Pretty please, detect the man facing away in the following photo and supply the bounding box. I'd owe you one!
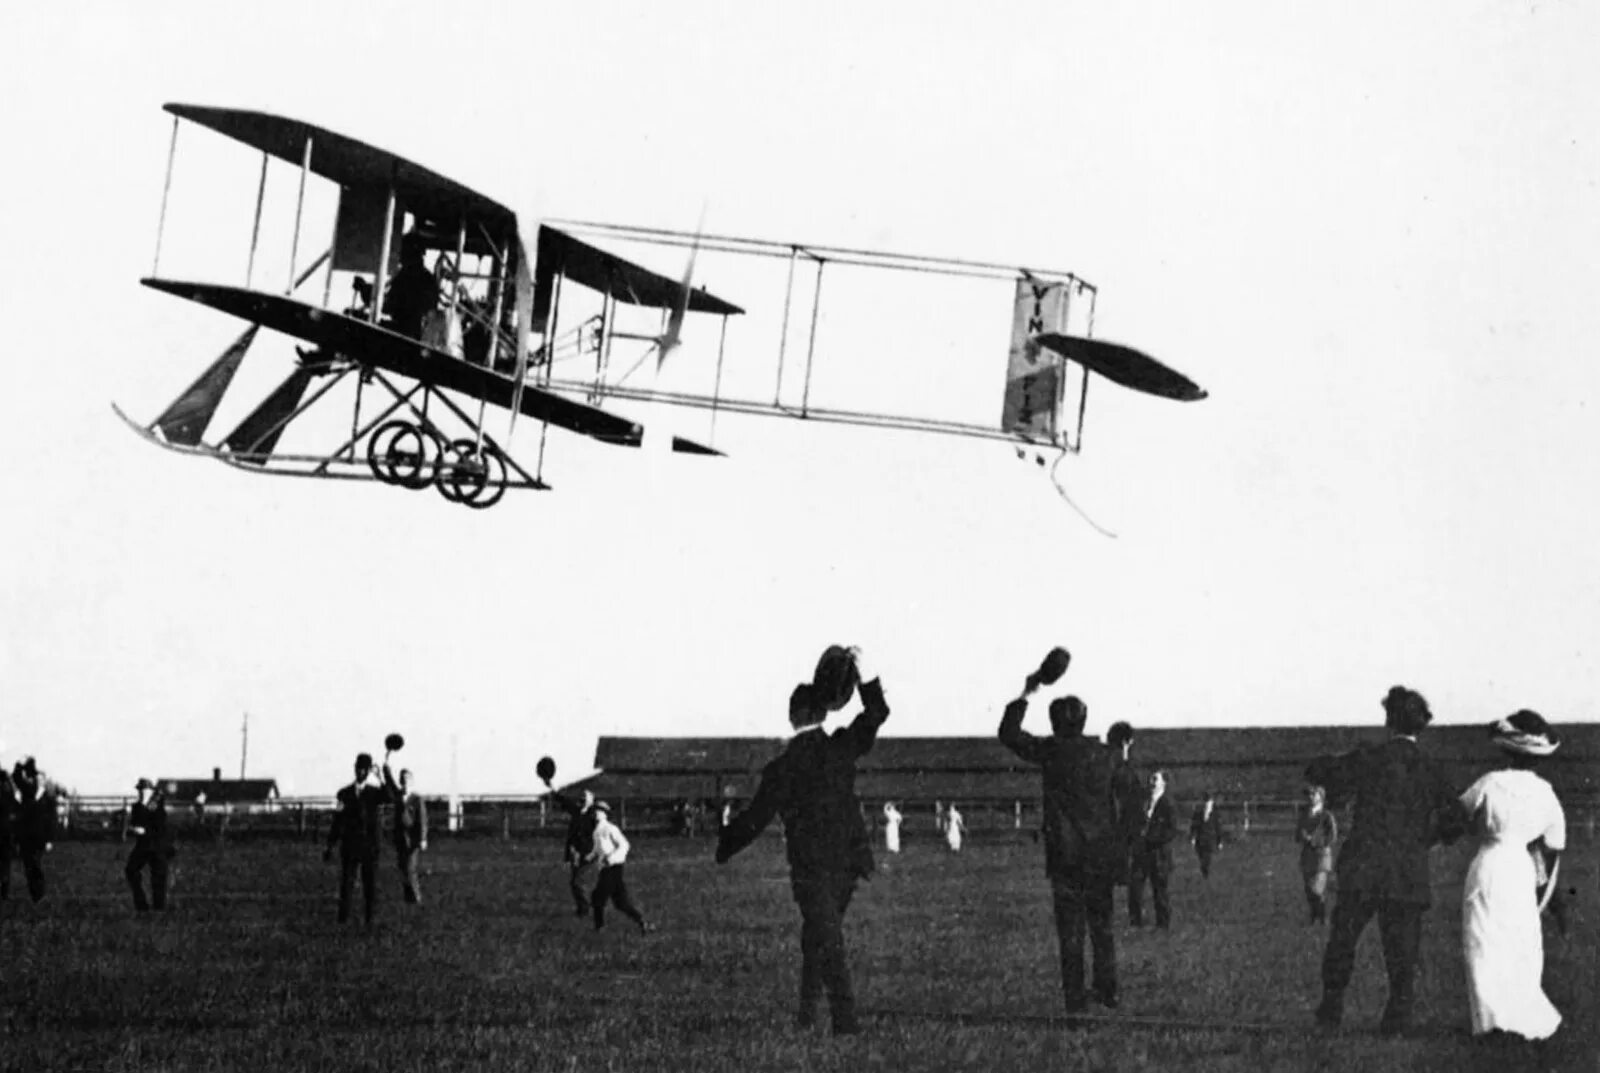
[1105,722,1142,917]
[1189,791,1225,879]
[125,778,173,911]
[382,760,428,905]
[0,762,15,900]
[542,776,598,917]
[324,752,389,925]
[998,657,1121,1016]
[716,646,888,1036]
[1306,685,1468,1036]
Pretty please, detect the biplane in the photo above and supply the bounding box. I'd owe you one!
[120,103,1206,513]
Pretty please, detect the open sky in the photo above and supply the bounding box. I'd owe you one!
[2,2,1596,796]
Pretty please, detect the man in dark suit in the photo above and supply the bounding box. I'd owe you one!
[542,776,598,916]
[998,663,1121,1016]
[716,646,888,1037]
[124,778,174,911]
[1128,771,1177,928]
[0,762,15,900]
[1306,685,1468,1036]
[1189,791,1225,879]
[13,758,54,903]
[382,761,428,905]
[1105,722,1142,916]
[324,752,388,925]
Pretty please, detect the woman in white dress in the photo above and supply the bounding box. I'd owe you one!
[1459,710,1566,1042]
[945,804,965,852]
[882,802,903,854]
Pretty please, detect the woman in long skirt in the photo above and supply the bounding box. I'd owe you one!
[1295,784,1338,924]
[1460,710,1566,1042]
[945,804,965,852]
[883,802,903,854]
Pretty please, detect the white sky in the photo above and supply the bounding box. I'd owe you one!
[2,2,1597,795]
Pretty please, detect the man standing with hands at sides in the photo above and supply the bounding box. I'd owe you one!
[1296,784,1338,924]
[382,760,428,906]
[324,752,388,926]
[1306,686,1467,1036]
[717,645,889,1037]
[999,648,1121,1017]
[0,758,15,901]
[541,774,598,918]
[125,778,173,911]
[1129,772,1177,929]
[13,757,54,904]
[1189,791,1224,880]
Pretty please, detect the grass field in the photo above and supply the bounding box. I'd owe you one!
[0,830,1593,1073]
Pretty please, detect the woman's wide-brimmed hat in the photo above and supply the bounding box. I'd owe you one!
[1489,709,1561,757]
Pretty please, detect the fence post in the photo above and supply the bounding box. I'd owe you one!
[1014,801,1022,830]
[1242,800,1252,836]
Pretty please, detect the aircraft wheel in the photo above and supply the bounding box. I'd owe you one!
[367,421,437,490]
[436,438,489,504]
[462,444,508,510]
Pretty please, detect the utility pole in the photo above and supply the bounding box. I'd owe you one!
[240,711,249,780]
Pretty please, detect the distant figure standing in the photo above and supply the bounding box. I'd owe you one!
[945,805,966,853]
[124,778,173,911]
[998,660,1122,1015]
[0,762,15,900]
[324,752,388,925]
[882,802,903,854]
[589,802,652,934]
[717,646,889,1036]
[13,758,54,903]
[1128,771,1177,928]
[1307,685,1468,1036]
[1296,784,1338,924]
[543,777,598,917]
[1460,711,1566,1042]
[382,761,428,905]
[1106,722,1141,914]
[1189,792,1224,879]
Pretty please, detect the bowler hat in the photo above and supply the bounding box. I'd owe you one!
[135,777,154,790]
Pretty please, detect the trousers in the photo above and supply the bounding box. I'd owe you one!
[1051,877,1117,1010]
[1128,849,1171,927]
[1319,892,1425,1027]
[339,853,378,924]
[793,875,859,1032]
[592,864,644,928]
[394,844,421,904]
[126,846,170,910]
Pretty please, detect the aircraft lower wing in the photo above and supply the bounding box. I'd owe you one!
[141,279,722,455]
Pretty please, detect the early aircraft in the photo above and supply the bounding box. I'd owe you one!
[119,103,1206,512]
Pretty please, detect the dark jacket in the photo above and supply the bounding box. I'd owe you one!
[326,782,387,859]
[381,767,428,851]
[128,801,174,856]
[717,679,890,883]
[1134,794,1178,861]
[551,792,598,862]
[12,765,55,849]
[998,698,1120,883]
[0,769,14,836]
[1305,737,1466,906]
[1189,805,1224,853]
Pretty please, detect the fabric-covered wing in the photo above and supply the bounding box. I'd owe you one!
[142,279,720,454]
[533,227,743,321]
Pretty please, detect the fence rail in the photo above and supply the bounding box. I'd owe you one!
[49,793,1600,844]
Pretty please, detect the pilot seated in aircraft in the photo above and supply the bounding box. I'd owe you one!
[383,232,440,340]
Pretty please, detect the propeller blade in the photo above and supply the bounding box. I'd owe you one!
[657,209,704,372]
[1034,334,1207,402]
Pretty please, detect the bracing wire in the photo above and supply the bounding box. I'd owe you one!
[1045,447,1118,539]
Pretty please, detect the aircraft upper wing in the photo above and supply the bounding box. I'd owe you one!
[534,226,743,321]
[140,278,727,452]
[164,104,518,238]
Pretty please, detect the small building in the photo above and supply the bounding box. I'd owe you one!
[159,767,282,813]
